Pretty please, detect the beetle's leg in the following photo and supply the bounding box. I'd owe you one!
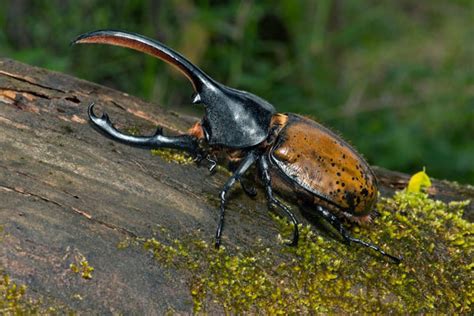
[206,156,217,173]
[228,161,257,197]
[215,151,258,248]
[240,180,257,197]
[314,205,401,264]
[259,156,299,246]
[88,103,200,155]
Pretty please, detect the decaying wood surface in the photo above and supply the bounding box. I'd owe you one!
[0,58,472,313]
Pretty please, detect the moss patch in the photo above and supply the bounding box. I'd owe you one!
[151,148,193,164]
[123,126,142,136]
[0,272,40,314]
[122,190,472,313]
[0,271,72,314]
[70,259,94,280]
[119,125,194,164]
[0,226,66,314]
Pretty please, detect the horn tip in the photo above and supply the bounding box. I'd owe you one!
[192,93,202,104]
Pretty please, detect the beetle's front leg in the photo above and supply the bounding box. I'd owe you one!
[228,160,257,197]
[215,150,258,248]
[88,103,201,156]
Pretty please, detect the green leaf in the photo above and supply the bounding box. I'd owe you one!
[407,167,432,193]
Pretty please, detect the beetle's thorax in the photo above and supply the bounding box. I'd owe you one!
[195,83,276,149]
[187,113,289,158]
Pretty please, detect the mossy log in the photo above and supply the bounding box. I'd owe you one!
[1,59,472,313]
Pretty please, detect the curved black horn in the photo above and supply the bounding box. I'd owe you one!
[73,29,276,148]
[72,30,213,92]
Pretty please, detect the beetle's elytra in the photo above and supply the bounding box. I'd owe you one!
[72,30,400,263]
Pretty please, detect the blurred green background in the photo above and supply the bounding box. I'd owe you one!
[1,0,472,184]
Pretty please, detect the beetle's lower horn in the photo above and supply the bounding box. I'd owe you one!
[87,103,200,154]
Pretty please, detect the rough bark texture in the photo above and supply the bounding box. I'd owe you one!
[0,59,472,313]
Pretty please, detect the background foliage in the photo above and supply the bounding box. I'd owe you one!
[0,0,472,183]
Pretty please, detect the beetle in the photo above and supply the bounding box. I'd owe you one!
[72,30,401,263]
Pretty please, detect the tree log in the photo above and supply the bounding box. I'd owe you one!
[1,59,472,313]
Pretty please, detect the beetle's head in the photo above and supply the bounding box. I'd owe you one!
[72,30,276,148]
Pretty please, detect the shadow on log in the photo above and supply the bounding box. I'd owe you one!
[0,59,472,313]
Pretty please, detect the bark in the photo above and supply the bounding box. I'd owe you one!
[0,59,472,313]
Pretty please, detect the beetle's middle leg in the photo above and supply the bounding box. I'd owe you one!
[215,150,258,248]
[88,103,200,155]
[314,205,401,263]
[258,156,299,246]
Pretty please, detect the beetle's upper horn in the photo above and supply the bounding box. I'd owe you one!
[72,30,213,93]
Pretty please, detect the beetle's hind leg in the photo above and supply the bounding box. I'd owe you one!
[259,156,299,246]
[88,103,200,155]
[215,151,259,248]
[314,205,401,263]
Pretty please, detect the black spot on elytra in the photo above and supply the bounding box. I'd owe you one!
[336,172,341,176]
[345,191,356,210]
[331,163,335,167]
[361,188,369,197]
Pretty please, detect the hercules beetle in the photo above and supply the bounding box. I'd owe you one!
[72,30,401,263]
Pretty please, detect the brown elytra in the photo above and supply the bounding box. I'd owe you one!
[269,114,377,222]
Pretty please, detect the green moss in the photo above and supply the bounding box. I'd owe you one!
[150,148,193,164]
[122,191,472,314]
[70,257,94,280]
[0,227,42,314]
[0,272,38,314]
[124,126,142,136]
[0,228,70,313]
[121,127,194,164]
[0,271,68,314]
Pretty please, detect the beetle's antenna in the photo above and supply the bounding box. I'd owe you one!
[71,30,214,93]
